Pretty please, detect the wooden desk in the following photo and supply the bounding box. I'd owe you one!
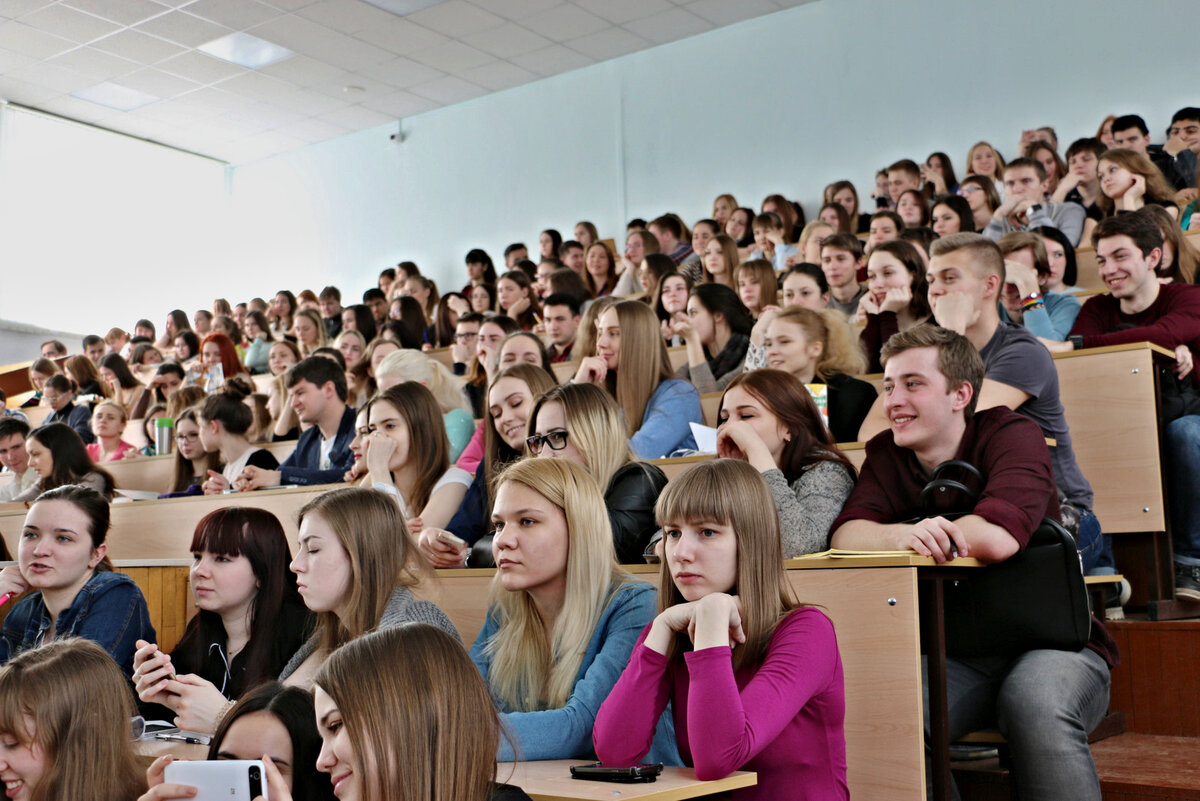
[104,440,299,492]
[496,760,754,801]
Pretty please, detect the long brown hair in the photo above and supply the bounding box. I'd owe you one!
[655,459,799,670]
[63,355,108,398]
[606,300,674,438]
[1096,148,1178,215]
[482,364,557,487]
[721,370,856,482]
[364,382,450,513]
[0,639,145,801]
[316,625,502,801]
[1141,204,1199,283]
[169,406,220,493]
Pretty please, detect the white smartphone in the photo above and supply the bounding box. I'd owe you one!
[164,760,268,801]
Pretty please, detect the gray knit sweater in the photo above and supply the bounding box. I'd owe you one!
[278,585,459,680]
[763,462,854,558]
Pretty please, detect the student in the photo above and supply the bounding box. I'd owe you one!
[780,263,831,310]
[670,284,754,394]
[825,180,871,234]
[163,406,221,496]
[292,308,328,358]
[1052,137,1106,224]
[997,231,1081,340]
[240,310,272,374]
[726,206,756,252]
[959,174,1002,232]
[471,458,676,762]
[0,419,37,502]
[1025,140,1068,197]
[575,300,702,459]
[1112,112,1197,191]
[718,371,856,557]
[762,194,802,241]
[700,233,739,288]
[462,315,519,420]
[63,354,106,399]
[139,682,334,801]
[173,330,201,366]
[237,357,356,490]
[339,303,377,343]
[195,384,281,493]
[14,423,114,502]
[281,487,459,688]
[819,233,867,317]
[318,285,343,340]
[194,310,214,336]
[734,258,778,319]
[574,221,600,250]
[858,240,932,372]
[1035,225,1080,293]
[616,230,661,296]
[817,202,851,233]
[461,248,499,295]
[138,403,168,457]
[983,157,1086,245]
[757,307,875,443]
[649,214,699,272]
[748,212,797,271]
[86,399,139,463]
[931,195,976,236]
[1097,147,1179,218]
[542,292,581,363]
[653,271,692,344]
[22,358,59,408]
[921,151,959,197]
[155,310,191,352]
[595,459,848,800]
[895,189,930,228]
[1051,214,1200,598]
[420,364,558,566]
[496,270,541,331]
[830,325,1116,800]
[0,485,153,676]
[1143,203,1200,284]
[886,158,922,203]
[637,252,675,302]
[965,141,1006,191]
[265,340,301,433]
[528,383,667,563]
[497,331,552,374]
[0,639,147,800]
[132,507,312,733]
[98,353,148,419]
[375,349,475,462]
[360,383,471,530]
[148,362,186,406]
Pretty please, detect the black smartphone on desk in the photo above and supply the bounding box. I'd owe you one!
[570,762,663,783]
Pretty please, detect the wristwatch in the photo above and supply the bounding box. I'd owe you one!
[1028,203,1044,215]
[1069,335,1084,351]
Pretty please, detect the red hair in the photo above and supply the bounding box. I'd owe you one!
[201,332,248,377]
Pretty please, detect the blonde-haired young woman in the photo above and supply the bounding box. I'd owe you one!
[595,459,847,801]
[527,383,667,563]
[470,458,677,762]
[0,638,146,800]
[574,299,701,459]
[280,487,459,689]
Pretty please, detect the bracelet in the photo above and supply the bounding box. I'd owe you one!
[1021,292,1045,311]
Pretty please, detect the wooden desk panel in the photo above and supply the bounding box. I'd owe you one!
[104,440,299,492]
[496,760,754,801]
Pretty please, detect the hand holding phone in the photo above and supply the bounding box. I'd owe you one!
[163,760,269,801]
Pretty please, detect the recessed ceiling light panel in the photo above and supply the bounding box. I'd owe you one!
[198,32,294,70]
[71,82,160,111]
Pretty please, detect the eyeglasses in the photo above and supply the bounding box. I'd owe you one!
[176,432,200,443]
[526,430,568,455]
[958,186,980,196]
[454,332,479,343]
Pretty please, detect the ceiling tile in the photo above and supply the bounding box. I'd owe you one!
[62,0,169,27]
[508,43,592,76]
[44,47,140,80]
[406,0,505,37]
[0,21,77,59]
[566,25,648,60]
[0,0,55,20]
[519,4,608,40]
[0,47,36,72]
[267,86,347,115]
[316,103,392,130]
[37,94,120,123]
[361,89,436,118]
[466,0,561,21]
[258,0,324,10]
[10,62,97,93]
[623,7,711,44]
[0,77,58,104]
[408,74,484,104]
[91,28,187,63]
[243,13,329,52]
[356,56,443,89]
[284,115,350,142]
[572,0,673,25]
[221,102,304,131]
[458,59,537,91]
[20,5,122,44]
[259,53,346,87]
[217,71,300,104]
[310,74,400,103]
[295,0,399,34]
[304,32,395,72]
[684,0,779,26]
[459,21,551,59]
[167,86,260,115]
[350,16,448,55]
[135,11,234,48]
[408,40,492,73]
[157,50,248,84]
[114,66,202,98]
[184,0,281,31]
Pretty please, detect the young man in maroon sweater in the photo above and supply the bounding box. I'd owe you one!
[831,324,1116,801]
[1046,211,1200,599]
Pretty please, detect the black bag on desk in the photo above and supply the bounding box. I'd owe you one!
[918,460,1092,659]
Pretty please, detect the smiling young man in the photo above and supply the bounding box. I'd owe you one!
[984,157,1086,245]
[236,357,355,491]
[1052,212,1200,598]
[0,419,37,502]
[831,324,1117,800]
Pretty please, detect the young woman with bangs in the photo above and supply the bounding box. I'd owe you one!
[595,458,847,800]
[131,507,313,733]
[527,383,668,564]
[718,371,856,557]
[734,258,779,319]
[463,247,499,294]
[21,359,59,408]
[857,239,933,372]
[575,300,702,459]
[966,141,1006,195]
[931,195,976,237]
[470,458,678,763]
[701,233,739,289]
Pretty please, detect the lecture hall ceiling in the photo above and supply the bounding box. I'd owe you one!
[0,0,813,164]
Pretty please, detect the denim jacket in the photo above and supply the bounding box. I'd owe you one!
[0,570,155,679]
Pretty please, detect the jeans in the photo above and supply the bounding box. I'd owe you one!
[1075,507,1115,575]
[1165,415,1200,565]
[923,648,1110,800]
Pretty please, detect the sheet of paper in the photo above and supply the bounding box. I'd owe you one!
[690,422,718,454]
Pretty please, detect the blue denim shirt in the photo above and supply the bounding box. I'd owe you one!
[0,570,155,679]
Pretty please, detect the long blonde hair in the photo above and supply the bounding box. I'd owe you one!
[530,383,635,490]
[316,625,500,801]
[297,487,428,654]
[656,460,799,670]
[771,306,867,378]
[0,639,145,801]
[375,349,469,413]
[484,459,629,711]
[606,300,674,438]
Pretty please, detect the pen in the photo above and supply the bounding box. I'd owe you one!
[0,592,14,606]
[155,733,207,745]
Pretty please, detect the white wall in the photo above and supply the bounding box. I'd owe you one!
[3,0,1198,340]
[227,0,1200,303]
